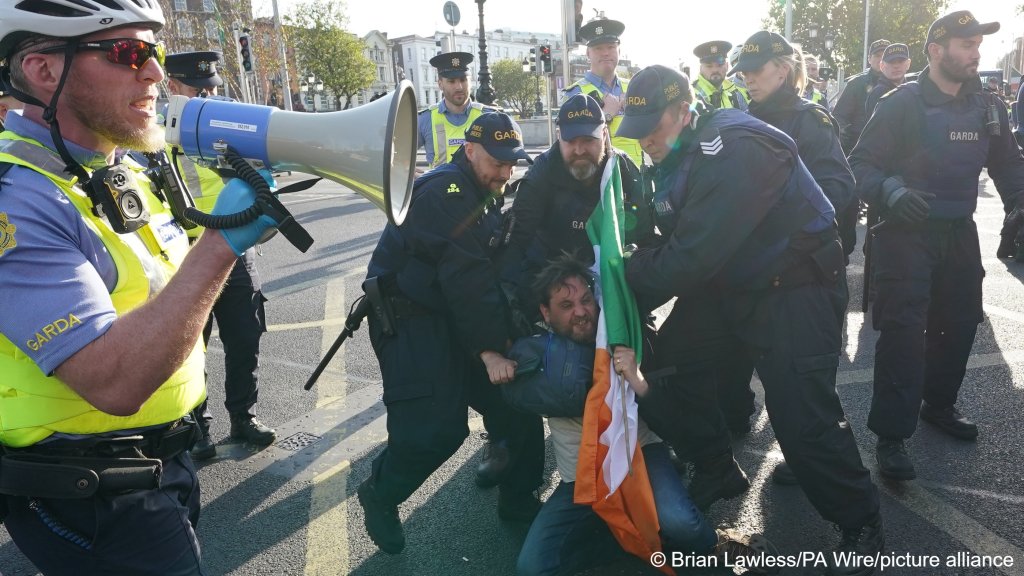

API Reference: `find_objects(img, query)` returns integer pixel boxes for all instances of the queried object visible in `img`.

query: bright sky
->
[255,0,1021,72]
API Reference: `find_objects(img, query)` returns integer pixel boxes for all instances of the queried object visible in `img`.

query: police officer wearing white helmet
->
[0,1,280,573]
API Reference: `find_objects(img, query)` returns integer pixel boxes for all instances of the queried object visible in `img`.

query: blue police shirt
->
[0,114,144,374]
[561,71,627,105]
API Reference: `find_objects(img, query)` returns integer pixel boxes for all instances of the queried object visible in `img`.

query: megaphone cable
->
[183,146,314,252]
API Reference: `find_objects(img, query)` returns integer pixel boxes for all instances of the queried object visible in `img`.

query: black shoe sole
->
[190,446,216,461]
[919,416,978,441]
[877,464,916,481]
[229,432,277,446]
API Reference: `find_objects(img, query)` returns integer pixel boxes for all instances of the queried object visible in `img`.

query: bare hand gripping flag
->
[574,157,668,573]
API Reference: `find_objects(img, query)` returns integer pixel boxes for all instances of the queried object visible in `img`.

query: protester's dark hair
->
[531,252,596,307]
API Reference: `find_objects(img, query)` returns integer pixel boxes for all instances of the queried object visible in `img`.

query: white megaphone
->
[163,79,417,226]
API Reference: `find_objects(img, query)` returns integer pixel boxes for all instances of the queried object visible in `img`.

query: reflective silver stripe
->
[175,153,205,198]
[433,121,447,167]
[0,139,70,177]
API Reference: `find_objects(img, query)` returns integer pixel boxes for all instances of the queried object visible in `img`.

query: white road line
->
[741,447,1024,576]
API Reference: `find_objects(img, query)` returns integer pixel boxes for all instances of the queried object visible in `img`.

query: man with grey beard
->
[501,93,655,324]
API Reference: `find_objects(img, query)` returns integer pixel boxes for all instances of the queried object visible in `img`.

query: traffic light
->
[539,45,552,74]
[239,33,252,72]
[529,47,537,73]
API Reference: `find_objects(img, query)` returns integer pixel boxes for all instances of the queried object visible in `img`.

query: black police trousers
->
[868,221,984,439]
[641,275,880,530]
[198,255,267,427]
[3,451,204,575]
[366,312,545,506]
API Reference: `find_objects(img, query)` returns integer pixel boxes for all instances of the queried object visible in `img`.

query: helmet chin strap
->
[43,40,93,185]
[2,39,91,184]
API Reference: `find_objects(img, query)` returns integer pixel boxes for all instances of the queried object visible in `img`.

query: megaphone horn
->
[164,79,418,226]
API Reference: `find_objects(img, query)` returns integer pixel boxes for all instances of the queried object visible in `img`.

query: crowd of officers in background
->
[387,8,1024,576]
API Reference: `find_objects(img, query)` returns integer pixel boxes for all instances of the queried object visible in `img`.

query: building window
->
[173,0,186,11]
[202,0,215,12]
[379,66,386,81]
[407,47,412,60]
[421,47,426,60]
[177,18,193,39]
[205,20,219,41]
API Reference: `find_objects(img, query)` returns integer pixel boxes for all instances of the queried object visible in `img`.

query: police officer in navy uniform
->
[849,11,1024,481]
[501,93,654,319]
[356,112,545,554]
[718,32,857,473]
[692,40,750,111]
[864,43,912,116]
[834,38,891,153]
[617,65,883,575]
[163,51,276,459]
[417,52,494,169]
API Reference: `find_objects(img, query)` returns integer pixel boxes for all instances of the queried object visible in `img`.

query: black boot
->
[357,479,405,554]
[827,514,884,576]
[876,437,915,480]
[229,415,277,446]
[688,451,750,511]
[475,440,510,488]
[191,435,216,461]
[919,402,978,440]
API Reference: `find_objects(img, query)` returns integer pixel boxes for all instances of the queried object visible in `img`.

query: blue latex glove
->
[212,169,278,256]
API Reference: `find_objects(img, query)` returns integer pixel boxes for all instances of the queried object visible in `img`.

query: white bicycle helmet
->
[0,0,164,59]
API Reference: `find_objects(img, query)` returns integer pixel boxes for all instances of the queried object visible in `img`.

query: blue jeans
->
[517,442,715,576]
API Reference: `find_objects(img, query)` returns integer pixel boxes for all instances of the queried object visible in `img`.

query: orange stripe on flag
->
[574,349,670,575]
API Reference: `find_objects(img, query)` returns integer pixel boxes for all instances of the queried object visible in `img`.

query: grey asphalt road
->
[2,171,1024,576]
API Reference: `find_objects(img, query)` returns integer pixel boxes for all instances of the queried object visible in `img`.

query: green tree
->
[491,59,537,118]
[286,0,375,109]
[763,0,946,74]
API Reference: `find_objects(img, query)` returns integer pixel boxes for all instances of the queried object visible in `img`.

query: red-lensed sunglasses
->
[36,39,166,70]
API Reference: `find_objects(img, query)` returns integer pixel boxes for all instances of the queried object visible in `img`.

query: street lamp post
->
[474,0,495,105]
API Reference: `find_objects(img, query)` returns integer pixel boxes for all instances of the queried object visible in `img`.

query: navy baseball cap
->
[869,39,892,55]
[429,51,474,79]
[926,11,999,50]
[465,112,533,164]
[557,94,605,140]
[882,43,910,63]
[728,31,794,76]
[617,65,690,140]
[164,51,223,88]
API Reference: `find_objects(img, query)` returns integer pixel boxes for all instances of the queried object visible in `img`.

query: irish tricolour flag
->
[573,157,667,572]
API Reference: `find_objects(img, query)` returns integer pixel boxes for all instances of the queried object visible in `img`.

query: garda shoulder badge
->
[812,108,832,126]
[0,212,17,258]
[446,182,462,195]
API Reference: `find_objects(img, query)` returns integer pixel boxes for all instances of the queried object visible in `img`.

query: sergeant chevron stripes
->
[700,135,723,155]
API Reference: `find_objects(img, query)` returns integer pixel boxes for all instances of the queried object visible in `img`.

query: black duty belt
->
[0,420,197,499]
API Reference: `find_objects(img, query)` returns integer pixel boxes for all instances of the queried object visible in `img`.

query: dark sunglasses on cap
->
[36,39,166,70]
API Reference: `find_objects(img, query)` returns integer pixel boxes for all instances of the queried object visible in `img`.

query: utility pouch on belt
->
[363,276,396,337]
[0,453,162,499]
[808,237,844,285]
